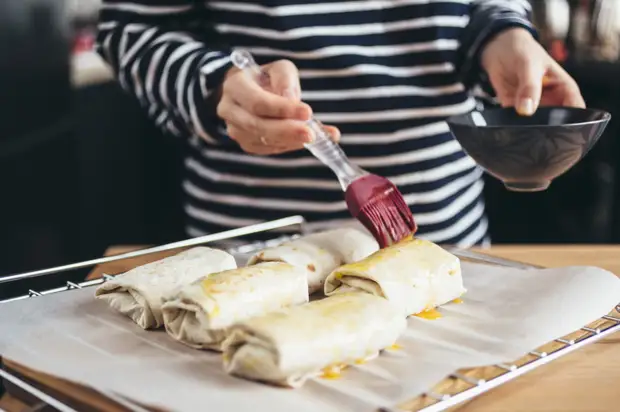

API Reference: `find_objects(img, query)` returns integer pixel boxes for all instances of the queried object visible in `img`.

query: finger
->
[322,125,341,142]
[266,60,302,101]
[237,137,299,155]
[225,71,311,120]
[307,119,341,143]
[222,102,313,146]
[218,96,276,140]
[216,95,238,124]
[559,78,586,108]
[236,116,312,147]
[226,122,310,150]
[227,125,292,155]
[563,90,586,108]
[225,124,246,143]
[241,143,295,156]
[515,60,546,116]
[496,90,516,108]
[546,66,586,108]
[220,98,308,143]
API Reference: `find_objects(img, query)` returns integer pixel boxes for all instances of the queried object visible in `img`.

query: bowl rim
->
[446,106,612,129]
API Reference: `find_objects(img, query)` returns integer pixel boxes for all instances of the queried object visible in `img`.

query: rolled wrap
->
[95,247,237,329]
[247,228,378,293]
[325,237,466,317]
[161,262,309,350]
[222,292,406,387]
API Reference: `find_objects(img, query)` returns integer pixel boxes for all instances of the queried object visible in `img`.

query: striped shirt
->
[96,0,535,246]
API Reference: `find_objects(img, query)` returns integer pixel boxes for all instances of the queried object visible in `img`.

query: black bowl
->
[447,107,611,191]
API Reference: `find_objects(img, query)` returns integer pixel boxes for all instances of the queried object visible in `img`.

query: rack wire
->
[405,305,620,412]
[1,215,619,412]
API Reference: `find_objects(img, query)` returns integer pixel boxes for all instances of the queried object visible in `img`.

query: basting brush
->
[230,50,417,247]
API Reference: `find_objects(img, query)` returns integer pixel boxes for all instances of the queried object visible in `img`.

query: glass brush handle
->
[230,49,365,190]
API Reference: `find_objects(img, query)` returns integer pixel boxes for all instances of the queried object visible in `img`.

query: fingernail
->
[283,87,300,101]
[302,130,315,143]
[517,98,535,116]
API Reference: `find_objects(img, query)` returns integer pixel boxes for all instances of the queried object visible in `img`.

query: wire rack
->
[1,215,619,412]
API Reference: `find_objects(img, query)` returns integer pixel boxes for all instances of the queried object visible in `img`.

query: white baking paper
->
[1,262,619,412]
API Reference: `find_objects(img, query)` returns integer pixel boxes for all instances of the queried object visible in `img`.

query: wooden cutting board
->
[2,245,620,412]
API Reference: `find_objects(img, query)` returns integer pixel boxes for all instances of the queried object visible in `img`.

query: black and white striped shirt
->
[96,0,535,246]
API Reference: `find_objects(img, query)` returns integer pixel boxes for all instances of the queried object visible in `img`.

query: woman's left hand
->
[481,28,585,116]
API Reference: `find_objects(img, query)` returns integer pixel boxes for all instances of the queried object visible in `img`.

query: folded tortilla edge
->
[222,325,291,385]
[95,283,157,329]
[324,268,386,297]
[161,287,230,350]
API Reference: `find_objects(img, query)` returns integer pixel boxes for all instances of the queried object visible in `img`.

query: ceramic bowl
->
[447,107,611,191]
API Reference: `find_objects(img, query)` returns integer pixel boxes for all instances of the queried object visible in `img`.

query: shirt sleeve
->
[96,0,232,144]
[458,0,538,96]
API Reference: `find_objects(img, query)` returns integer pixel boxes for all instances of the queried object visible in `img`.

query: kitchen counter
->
[1,244,619,411]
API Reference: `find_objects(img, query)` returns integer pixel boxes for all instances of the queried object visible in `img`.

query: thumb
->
[266,59,301,101]
[515,62,545,116]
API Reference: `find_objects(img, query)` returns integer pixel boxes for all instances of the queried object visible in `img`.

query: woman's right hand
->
[216,59,341,155]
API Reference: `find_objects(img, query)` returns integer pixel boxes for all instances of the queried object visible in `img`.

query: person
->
[96,0,585,246]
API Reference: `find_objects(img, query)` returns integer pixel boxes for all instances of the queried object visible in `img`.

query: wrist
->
[194,57,235,143]
[481,27,534,70]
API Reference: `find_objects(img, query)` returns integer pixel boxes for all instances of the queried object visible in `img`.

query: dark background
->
[0,0,619,300]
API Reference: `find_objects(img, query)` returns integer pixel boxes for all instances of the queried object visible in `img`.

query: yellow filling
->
[334,236,431,274]
[414,308,442,320]
[320,364,348,380]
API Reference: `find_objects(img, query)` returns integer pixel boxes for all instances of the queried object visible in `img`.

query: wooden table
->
[2,245,620,412]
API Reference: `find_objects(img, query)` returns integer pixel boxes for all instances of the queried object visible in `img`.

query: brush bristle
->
[345,174,417,248]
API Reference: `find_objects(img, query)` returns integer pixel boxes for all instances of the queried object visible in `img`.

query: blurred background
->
[0,0,619,298]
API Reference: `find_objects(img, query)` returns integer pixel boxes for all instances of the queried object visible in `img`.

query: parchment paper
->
[1,261,619,412]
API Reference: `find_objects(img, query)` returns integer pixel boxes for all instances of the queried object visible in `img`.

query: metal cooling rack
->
[1,214,619,412]
[411,305,620,412]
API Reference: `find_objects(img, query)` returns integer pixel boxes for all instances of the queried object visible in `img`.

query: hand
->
[216,59,341,155]
[481,28,585,115]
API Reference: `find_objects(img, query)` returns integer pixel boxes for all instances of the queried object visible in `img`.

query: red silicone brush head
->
[345,174,417,248]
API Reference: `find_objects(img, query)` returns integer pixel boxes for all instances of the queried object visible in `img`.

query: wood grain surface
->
[2,245,619,412]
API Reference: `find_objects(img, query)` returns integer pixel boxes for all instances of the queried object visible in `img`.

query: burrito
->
[324,237,465,317]
[162,262,309,350]
[247,228,379,293]
[95,247,237,329]
[222,292,406,387]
